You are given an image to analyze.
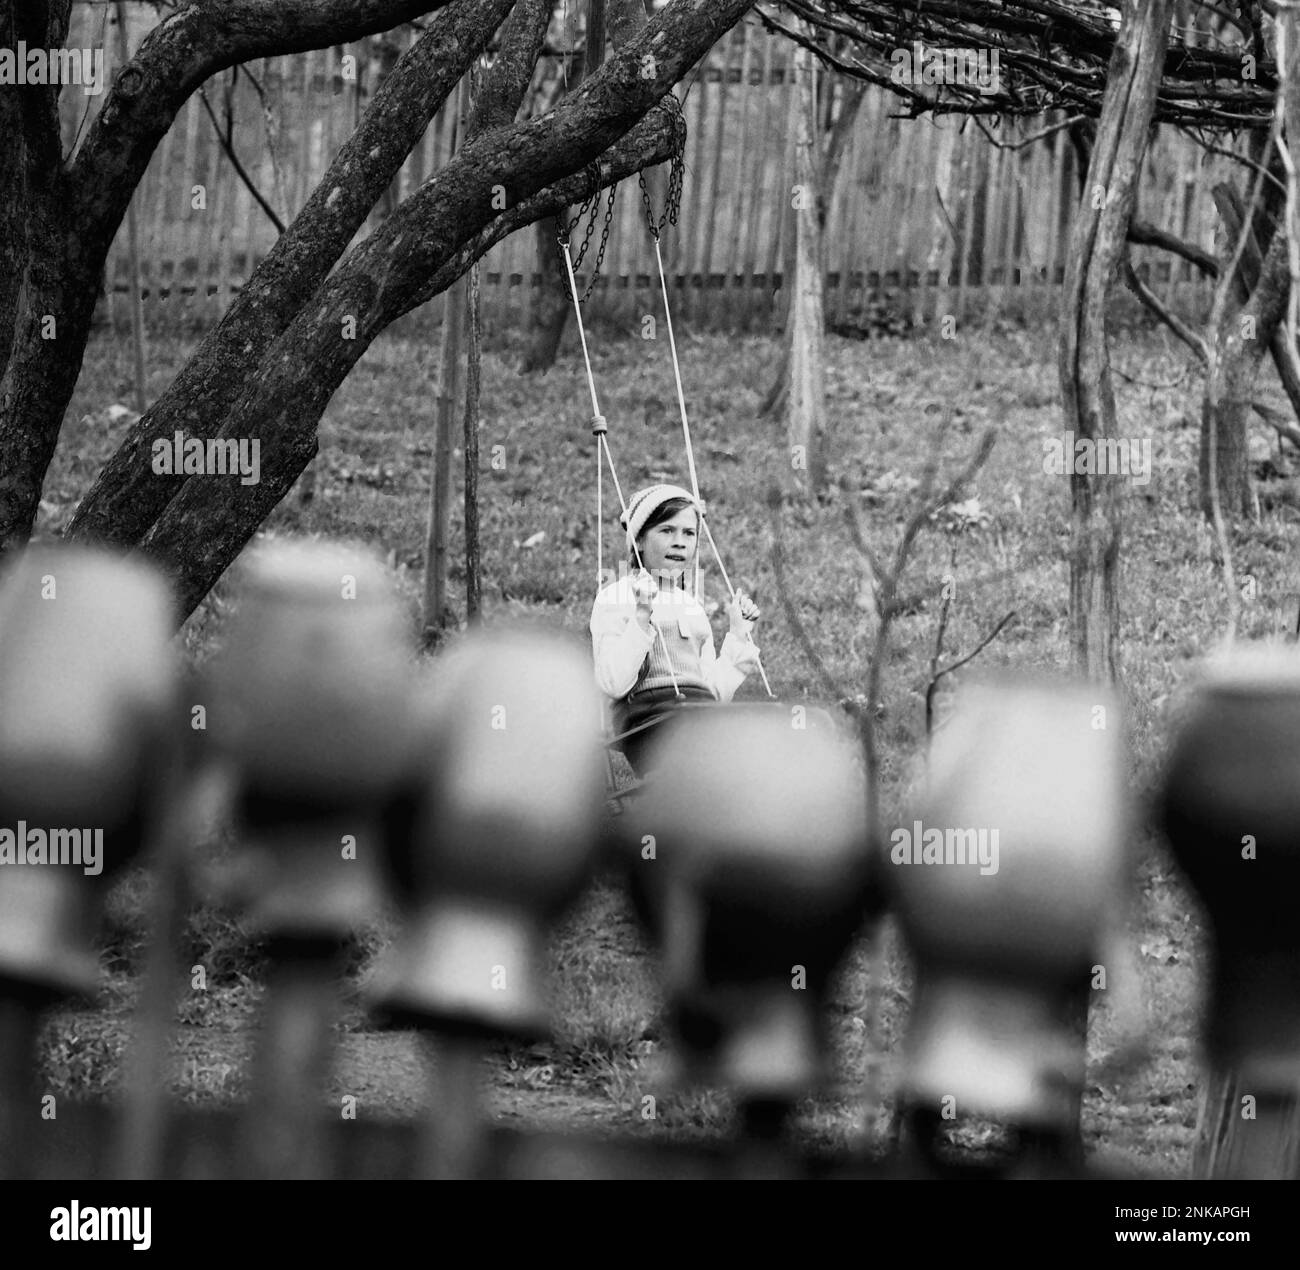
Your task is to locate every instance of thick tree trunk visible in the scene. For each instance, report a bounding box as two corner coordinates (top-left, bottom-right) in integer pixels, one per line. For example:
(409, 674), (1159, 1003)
(1058, 0), (1171, 684)
(519, 215), (574, 374)
(66, 0), (510, 550)
(0, 0), (79, 547)
(1201, 351), (1263, 519)
(1201, 185), (1291, 518)
(1213, 185), (1300, 417)
(517, 0), (643, 374)
(1, 0), (461, 554)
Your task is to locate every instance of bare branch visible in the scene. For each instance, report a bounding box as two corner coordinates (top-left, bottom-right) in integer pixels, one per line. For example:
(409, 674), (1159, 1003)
(1122, 249), (1210, 363)
(1253, 399), (1300, 450)
(1127, 218), (1220, 277)
(70, 1), (457, 259)
(196, 74), (286, 235)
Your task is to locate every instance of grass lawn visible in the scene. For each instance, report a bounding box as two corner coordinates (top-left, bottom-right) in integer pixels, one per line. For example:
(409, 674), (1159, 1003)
(35, 305), (1300, 1176)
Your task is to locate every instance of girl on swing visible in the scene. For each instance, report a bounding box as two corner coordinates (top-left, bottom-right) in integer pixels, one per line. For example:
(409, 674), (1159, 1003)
(590, 483), (762, 774)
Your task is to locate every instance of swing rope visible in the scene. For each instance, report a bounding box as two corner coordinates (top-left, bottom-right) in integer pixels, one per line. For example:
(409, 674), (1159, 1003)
(559, 225), (682, 700)
(639, 126), (775, 699)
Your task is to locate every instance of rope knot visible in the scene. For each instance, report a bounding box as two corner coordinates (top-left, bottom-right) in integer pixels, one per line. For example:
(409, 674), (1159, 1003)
(590, 414), (608, 435)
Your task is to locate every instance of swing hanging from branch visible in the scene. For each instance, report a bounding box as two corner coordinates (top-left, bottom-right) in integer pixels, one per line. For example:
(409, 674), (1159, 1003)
(556, 98), (774, 699)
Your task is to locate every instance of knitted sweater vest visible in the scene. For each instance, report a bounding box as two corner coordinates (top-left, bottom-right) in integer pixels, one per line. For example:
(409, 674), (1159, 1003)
(635, 607), (712, 696)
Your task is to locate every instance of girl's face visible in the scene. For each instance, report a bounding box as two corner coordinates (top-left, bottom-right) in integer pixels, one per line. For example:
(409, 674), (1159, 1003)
(636, 507), (699, 579)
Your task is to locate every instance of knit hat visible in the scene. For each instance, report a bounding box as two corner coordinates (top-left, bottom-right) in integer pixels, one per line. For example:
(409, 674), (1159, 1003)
(621, 484), (700, 552)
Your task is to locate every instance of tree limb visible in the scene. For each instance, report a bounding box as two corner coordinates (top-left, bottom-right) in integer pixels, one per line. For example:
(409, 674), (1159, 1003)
(1127, 219), (1220, 277)
(196, 71), (286, 234)
(1122, 248), (1210, 364)
(69, 1), (455, 265)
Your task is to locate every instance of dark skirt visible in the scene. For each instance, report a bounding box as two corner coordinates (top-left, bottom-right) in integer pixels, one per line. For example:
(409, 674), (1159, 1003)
(613, 684), (715, 774)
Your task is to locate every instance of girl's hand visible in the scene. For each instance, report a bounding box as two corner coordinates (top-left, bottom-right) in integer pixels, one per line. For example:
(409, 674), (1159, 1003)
(727, 590), (760, 638)
(632, 570), (658, 628)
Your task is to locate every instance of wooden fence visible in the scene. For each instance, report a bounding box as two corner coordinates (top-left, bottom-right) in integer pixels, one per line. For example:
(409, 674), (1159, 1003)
(68, 3), (1237, 335)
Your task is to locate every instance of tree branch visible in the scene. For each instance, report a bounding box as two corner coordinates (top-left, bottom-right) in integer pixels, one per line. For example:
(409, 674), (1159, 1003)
(1127, 218), (1220, 277)
(1122, 248), (1210, 363)
(70, 1), (455, 264)
(196, 71), (286, 234)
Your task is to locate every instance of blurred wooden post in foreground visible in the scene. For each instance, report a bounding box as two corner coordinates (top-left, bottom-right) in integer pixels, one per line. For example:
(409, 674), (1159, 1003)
(1161, 652), (1300, 1179)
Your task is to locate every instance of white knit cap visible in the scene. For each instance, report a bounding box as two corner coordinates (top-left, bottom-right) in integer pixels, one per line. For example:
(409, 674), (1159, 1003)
(620, 484), (699, 551)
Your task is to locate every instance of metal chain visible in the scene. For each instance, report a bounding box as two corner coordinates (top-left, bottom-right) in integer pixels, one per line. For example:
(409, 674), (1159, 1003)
(578, 185), (617, 302)
(556, 164), (617, 304)
(555, 92), (684, 303)
(637, 94), (687, 238)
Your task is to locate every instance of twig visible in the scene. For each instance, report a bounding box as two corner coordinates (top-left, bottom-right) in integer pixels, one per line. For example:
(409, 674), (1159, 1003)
(924, 563), (953, 737)
(883, 430), (997, 616)
(930, 610), (1019, 684)
(198, 77), (288, 235)
(970, 114), (1088, 151)
(1122, 249), (1210, 364)
(924, 610), (1018, 738)
(1175, 129), (1288, 196)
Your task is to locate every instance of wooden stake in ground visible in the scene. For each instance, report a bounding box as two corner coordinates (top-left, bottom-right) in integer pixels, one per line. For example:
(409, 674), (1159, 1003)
(426, 271), (465, 641)
(463, 260), (482, 623)
(1160, 652), (1300, 1180)
(115, 3), (148, 414)
(788, 37), (826, 493)
(424, 77), (471, 643)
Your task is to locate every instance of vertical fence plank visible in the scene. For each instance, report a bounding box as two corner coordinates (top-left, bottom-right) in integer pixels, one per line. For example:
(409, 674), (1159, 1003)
(876, 113), (905, 294)
(1050, 122), (1070, 291)
(723, 20), (755, 331)
(979, 140), (1002, 326)
(681, 64), (711, 322)
(771, 43), (800, 328)
(214, 147), (237, 320)
(197, 83), (225, 326)
(174, 95), (200, 323)
(146, 91), (177, 317)
(853, 90), (882, 320)
(700, 36), (731, 326)
(293, 49), (315, 226)
(1025, 129), (1049, 316)
(955, 134), (978, 327)
(740, 30), (775, 331)
(833, 94), (864, 328)
(928, 117), (957, 327)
